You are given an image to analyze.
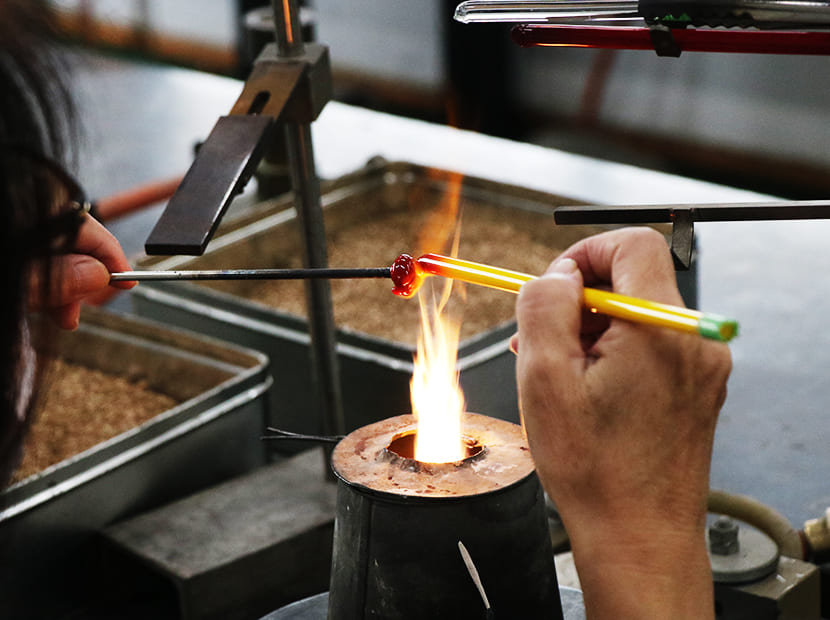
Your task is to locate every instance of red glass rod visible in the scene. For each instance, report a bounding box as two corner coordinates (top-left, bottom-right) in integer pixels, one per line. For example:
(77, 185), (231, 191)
(512, 24), (830, 55)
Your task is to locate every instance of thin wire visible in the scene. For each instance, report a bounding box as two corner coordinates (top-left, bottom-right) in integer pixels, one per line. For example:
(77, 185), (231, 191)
(261, 427), (344, 444)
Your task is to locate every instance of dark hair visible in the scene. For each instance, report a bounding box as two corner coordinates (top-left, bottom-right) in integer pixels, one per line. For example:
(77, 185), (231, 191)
(0, 0), (80, 486)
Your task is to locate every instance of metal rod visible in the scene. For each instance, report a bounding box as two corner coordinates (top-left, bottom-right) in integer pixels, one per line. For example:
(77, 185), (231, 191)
(454, 0), (639, 24)
(268, 0), (344, 480)
(261, 427), (345, 444)
(555, 200), (830, 224)
(285, 119), (345, 483)
(110, 267), (391, 282)
(271, 0), (304, 56)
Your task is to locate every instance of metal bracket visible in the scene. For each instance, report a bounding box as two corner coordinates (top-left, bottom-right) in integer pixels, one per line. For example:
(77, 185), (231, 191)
(649, 23), (683, 57)
(554, 199), (830, 271)
(230, 43), (332, 124)
(670, 209), (694, 270)
(144, 43), (333, 256)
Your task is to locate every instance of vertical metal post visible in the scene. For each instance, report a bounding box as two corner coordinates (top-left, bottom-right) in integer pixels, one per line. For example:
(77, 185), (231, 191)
(271, 0), (304, 56)
(284, 123), (345, 437)
(270, 0), (345, 475)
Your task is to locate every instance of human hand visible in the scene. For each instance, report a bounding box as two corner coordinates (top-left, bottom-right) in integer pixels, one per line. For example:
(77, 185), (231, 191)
(28, 214), (135, 329)
(513, 227), (731, 619)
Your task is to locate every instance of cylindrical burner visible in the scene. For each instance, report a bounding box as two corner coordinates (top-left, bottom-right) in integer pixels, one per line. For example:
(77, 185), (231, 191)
(328, 413), (563, 619)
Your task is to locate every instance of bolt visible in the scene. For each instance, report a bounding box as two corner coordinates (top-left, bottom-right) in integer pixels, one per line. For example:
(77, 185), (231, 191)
(709, 516), (740, 555)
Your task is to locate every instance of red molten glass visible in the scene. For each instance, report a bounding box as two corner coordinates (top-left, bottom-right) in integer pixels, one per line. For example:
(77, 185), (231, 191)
(390, 253), (423, 298)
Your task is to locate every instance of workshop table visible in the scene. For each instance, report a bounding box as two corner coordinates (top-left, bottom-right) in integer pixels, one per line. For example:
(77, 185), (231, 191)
(75, 51), (828, 539)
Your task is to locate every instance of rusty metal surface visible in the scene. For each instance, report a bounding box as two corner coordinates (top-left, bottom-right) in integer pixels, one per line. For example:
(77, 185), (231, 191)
(332, 412), (535, 498)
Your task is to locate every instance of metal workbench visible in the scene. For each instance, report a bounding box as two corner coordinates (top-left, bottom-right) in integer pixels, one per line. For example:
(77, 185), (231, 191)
(75, 51), (829, 532)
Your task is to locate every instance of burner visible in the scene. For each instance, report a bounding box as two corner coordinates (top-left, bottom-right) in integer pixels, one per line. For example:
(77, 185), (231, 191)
(326, 413), (564, 619)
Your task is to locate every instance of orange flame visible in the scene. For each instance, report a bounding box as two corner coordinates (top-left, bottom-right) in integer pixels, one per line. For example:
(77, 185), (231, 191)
(411, 172), (466, 463)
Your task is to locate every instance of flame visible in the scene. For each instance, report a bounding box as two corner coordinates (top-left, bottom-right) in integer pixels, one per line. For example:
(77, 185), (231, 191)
(411, 171), (466, 463)
(411, 286), (465, 462)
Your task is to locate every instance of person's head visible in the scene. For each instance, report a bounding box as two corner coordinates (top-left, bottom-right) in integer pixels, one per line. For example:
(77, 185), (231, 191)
(0, 0), (81, 485)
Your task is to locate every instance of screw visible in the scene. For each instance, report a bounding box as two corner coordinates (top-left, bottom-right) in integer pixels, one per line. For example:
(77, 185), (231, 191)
(709, 516), (740, 555)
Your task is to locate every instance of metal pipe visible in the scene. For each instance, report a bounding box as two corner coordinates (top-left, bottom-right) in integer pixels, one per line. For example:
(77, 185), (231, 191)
(708, 489), (804, 560)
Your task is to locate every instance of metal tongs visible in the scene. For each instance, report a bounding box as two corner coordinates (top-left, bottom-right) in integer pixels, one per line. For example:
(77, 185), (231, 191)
(455, 0), (830, 55)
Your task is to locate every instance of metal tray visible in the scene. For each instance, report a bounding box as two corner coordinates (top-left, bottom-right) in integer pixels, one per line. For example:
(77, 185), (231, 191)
(132, 160), (683, 436)
(0, 306), (272, 618)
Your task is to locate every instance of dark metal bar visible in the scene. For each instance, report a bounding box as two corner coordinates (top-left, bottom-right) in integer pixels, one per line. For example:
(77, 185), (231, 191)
(555, 200), (830, 225)
(144, 115), (275, 255)
(110, 267), (390, 282)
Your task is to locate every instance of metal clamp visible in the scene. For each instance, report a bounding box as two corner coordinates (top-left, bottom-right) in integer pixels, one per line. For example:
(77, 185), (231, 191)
(231, 42), (332, 124)
(554, 199), (830, 271)
(648, 23), (682, 56)
(670, 208), (694, 269)
(145, 41), (332, 256)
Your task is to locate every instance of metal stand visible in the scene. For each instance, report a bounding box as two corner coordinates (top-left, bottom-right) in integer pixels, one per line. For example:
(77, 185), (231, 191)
(144, 0), (344, 474)
(555, 199), (830, 270)
(273, 1), (345, 460)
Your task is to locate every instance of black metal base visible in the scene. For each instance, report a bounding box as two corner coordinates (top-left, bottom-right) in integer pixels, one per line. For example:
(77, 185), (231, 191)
(261, 588), (586, 620)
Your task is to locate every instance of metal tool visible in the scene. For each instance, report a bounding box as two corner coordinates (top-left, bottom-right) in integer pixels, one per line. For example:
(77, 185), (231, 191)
(455, 0), (830, 28)
(144, 2), (332, 256)
(455, 0), (830, 55)
(110, 267), (391, 282)
(555, 199), (830, 269)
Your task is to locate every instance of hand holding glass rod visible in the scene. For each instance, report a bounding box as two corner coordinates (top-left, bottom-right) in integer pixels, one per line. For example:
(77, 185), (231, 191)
(111, 252), (738, 342)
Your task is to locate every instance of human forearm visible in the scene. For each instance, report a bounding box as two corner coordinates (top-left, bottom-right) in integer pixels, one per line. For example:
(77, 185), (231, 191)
(514, 228), (730, 620)
(566, 511), (714, 619)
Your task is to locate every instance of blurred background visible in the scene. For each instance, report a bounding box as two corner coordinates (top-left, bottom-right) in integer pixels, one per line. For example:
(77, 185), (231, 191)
(49, 0), (830, 200)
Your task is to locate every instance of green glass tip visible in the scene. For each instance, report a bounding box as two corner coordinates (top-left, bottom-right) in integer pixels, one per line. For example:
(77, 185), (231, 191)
(698, 314), (739, 342)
